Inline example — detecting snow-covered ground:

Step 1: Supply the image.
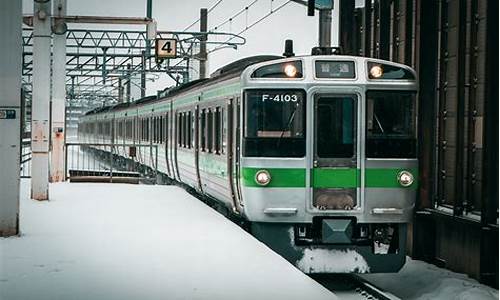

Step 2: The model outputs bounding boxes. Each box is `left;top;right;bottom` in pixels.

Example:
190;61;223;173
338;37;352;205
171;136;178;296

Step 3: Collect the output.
362;258;499;300
0;180;336;300
1;180;498;300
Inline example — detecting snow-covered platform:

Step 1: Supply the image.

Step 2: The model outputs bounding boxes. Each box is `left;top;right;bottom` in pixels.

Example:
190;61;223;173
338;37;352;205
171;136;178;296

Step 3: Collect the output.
0;180;336;300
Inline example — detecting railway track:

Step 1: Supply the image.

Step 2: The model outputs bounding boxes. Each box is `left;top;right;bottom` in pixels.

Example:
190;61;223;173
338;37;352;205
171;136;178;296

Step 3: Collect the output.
310;274;399;300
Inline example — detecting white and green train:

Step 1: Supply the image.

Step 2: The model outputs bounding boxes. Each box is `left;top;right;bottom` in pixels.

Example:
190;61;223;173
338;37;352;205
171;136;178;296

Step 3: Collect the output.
79;53;418;273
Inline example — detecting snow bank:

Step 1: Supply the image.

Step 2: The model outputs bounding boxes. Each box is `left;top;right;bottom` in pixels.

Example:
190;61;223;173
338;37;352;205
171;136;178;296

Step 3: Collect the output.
0;180;336;300
361;257;498;300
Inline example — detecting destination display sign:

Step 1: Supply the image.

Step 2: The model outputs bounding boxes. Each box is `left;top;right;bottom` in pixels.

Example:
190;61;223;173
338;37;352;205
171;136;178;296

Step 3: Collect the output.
315;61;356;79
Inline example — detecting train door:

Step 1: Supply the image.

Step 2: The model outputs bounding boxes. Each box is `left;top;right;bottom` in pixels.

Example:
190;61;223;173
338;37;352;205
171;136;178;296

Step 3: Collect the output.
311;93;360;211
194;103;203;192
173;110;180;181
231;96;243;207
168;102;175;180
164;111;171;178
226;98;240;211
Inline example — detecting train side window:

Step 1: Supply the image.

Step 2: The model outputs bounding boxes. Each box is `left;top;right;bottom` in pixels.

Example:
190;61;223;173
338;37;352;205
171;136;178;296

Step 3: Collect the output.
176;113;182;147
187;111;192;149
166;113;169;143
142;118;145;141
184;112;188;148
155;117;159;143
182;112;186;148
222;107;227;154
191;111;195;149
157;116;161;143
145;118;148;142
185;112;188;148
214;107;221;154
207;109;213;153
151;117;154;142
160;116;163;144
201;109;206;151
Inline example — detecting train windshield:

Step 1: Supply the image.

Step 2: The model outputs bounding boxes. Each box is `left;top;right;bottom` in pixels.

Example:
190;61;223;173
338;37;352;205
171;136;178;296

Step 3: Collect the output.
366;91;416;158
243;89;306;157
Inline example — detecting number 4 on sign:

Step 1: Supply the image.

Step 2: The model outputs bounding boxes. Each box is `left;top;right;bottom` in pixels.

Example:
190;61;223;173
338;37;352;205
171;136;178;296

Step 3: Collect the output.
156;38;177;59
162;41;172;52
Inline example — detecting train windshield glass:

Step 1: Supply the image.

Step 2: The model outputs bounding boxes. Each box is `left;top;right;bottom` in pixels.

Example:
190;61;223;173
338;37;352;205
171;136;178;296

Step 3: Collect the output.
243;89;306;157
366;91;416;158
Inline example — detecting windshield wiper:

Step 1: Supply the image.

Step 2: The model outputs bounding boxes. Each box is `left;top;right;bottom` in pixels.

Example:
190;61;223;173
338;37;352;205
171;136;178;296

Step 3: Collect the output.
276;104;299;148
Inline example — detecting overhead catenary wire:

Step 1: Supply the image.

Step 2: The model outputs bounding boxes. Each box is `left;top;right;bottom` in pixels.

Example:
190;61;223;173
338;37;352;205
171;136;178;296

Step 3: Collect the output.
209;0;260;32
182;0;224;31
208;0;291;53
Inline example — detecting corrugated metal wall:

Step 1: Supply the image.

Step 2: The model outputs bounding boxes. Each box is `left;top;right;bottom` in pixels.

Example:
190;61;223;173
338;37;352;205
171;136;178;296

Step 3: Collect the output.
340;0;498;287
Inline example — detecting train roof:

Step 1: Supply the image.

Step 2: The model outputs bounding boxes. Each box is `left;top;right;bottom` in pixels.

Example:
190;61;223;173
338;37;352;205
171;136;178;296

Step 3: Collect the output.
83;55;283;117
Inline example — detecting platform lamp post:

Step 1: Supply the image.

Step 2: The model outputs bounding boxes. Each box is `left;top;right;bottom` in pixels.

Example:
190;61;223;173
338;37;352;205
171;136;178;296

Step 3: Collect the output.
50;0;67;182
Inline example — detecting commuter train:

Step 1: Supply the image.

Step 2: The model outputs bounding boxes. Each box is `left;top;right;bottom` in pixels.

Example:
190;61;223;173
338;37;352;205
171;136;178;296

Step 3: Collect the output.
79;50;418;273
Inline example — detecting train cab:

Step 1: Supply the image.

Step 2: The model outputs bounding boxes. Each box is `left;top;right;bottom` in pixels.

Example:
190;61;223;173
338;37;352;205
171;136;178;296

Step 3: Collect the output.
238;55;418;273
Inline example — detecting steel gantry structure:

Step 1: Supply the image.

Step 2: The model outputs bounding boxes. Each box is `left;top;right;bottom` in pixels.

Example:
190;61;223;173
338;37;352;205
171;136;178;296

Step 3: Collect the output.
21;27;245;109
20;0;245;201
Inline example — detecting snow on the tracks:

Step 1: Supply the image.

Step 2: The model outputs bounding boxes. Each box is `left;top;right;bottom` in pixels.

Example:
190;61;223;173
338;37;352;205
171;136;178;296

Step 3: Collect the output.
0;180;336;300
361;257;498;300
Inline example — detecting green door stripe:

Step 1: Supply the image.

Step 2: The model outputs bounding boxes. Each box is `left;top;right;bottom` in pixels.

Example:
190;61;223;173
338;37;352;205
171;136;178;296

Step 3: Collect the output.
311;168;359;188
241;167;418;188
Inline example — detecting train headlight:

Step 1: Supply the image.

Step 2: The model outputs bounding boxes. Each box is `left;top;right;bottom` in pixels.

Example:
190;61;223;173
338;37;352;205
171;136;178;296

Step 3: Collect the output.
284;64;298;77
397;171;414;187
255;170;271;186
369;65;383;78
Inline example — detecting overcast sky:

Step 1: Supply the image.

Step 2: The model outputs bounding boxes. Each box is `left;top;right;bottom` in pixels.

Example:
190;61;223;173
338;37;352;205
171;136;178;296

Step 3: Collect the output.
23;0;348;96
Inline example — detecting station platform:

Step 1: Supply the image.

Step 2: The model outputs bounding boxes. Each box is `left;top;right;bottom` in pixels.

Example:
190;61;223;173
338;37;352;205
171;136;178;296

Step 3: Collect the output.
0;180;336;300
1;180;497;300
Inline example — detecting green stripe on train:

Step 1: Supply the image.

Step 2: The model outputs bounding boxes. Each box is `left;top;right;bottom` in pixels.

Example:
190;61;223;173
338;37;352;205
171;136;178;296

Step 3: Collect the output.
311;168;359;188
365;168;418;188
241;167;418;188
242;168;306;188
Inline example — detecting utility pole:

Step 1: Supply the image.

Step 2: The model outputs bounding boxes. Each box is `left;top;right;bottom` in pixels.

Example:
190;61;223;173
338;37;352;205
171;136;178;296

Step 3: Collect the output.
199;8;208;79
318;9;332;47
118;78;124;103
141;0;152;96
31;0;52;200
0;0;22;236
141;50;146;98
126;63;131;103
50;0;67;182
295;0;334;48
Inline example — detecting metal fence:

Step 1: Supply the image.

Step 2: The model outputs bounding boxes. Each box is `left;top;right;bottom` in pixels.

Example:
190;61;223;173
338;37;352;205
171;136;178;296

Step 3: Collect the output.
20;139;31;178
65;142;158;184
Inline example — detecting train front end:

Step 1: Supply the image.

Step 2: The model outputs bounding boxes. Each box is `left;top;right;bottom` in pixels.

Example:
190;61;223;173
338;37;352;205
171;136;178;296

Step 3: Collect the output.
239;55;418;273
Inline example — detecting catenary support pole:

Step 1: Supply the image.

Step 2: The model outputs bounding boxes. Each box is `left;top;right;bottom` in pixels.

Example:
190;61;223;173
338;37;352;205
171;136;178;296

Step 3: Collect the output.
50;0;67;182
319;9;332;47
142;0;152;95
31;0;52;200
199;8;208;79
0;0;22;236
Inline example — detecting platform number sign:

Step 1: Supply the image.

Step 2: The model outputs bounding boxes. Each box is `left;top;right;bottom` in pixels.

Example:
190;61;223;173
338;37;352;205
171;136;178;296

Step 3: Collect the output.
155;38;177;60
